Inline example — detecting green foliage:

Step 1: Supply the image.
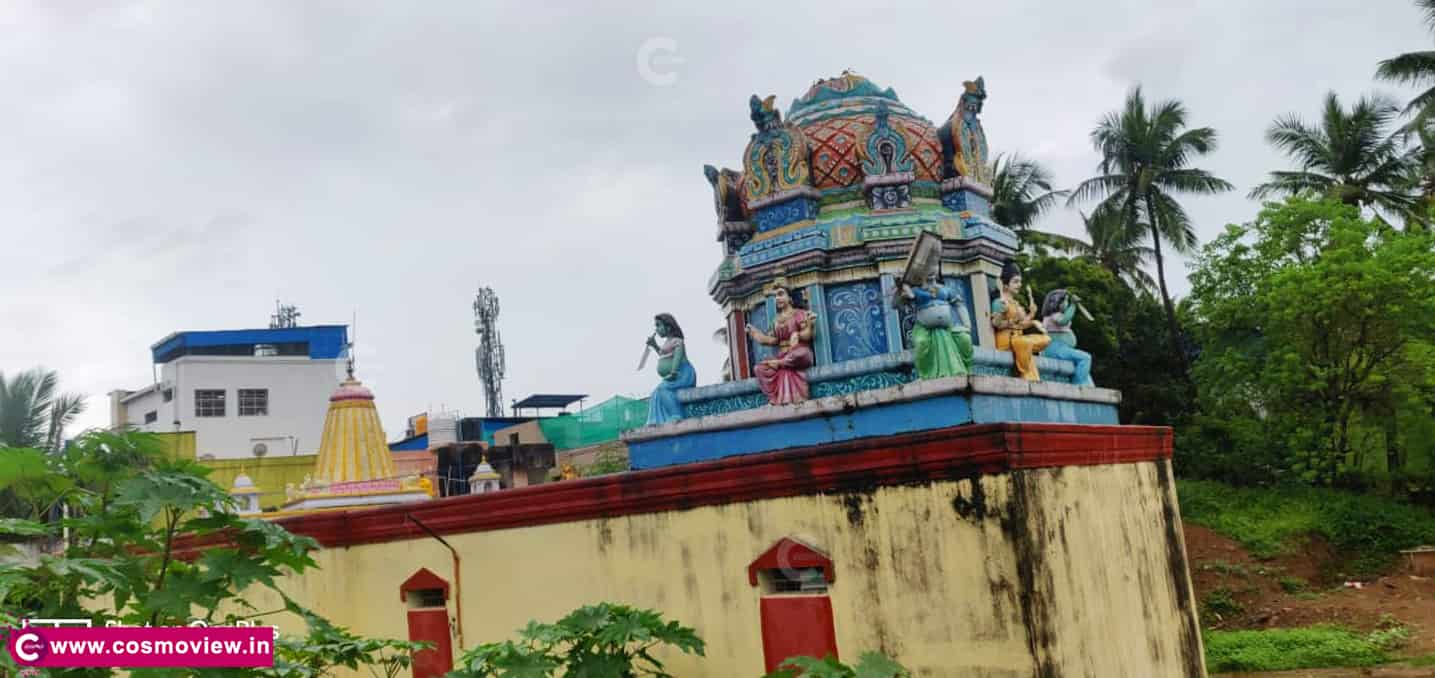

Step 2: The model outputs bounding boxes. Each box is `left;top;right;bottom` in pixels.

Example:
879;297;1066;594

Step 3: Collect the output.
1022;255;1194;425
762;652;911;678
1278;575;1308;593
1249;92;1418;220
1178;479;1435;575
1204;626;1393;672
451;602;705;677
1201;587;1244;621
0;428;418;677
263;596;430;678
1187;197;1435;486
987;153;1075;254
1068;86;1235;373
581;448;630;477
0;366;86;452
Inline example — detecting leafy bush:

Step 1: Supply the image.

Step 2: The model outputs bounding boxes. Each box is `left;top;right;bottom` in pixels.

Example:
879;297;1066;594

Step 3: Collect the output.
762;652;911;678
1201;587;1243;621
451;602;704;677
1178;479;1435;575
1204;626;1393;672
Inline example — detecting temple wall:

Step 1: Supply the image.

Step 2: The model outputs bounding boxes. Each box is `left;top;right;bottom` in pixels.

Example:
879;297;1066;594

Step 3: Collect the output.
241;429;1204;678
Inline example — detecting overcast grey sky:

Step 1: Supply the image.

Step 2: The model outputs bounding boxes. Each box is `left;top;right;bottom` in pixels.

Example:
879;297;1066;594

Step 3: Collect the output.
1;1;1427;438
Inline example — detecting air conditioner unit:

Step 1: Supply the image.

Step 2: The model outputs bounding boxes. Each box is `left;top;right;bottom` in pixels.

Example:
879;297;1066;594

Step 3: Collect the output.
252;443;268;458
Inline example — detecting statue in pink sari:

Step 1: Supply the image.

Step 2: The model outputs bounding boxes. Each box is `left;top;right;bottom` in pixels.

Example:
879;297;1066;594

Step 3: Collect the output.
746;279;816;405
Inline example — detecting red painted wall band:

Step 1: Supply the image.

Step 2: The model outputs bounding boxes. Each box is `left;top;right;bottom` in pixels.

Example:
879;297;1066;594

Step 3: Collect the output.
176;423;1170;555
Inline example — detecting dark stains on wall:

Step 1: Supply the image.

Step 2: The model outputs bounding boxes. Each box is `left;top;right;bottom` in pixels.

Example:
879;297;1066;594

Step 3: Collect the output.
1003;472;1060;678
1154;460;1209;677
950;472;991;521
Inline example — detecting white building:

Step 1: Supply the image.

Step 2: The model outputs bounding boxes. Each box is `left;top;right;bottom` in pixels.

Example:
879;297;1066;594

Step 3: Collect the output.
108;325;349;460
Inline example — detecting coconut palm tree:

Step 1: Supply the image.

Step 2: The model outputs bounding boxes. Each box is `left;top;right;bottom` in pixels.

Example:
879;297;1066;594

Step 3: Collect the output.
1068;87;1233;372
988;154;1078;254
1249;92;1418;219
1059;210;1158;294
1376;0;1435;123
0;367;86;452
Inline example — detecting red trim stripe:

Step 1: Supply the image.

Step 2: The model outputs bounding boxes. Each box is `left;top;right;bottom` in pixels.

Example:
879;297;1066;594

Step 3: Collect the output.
177;423;1170;554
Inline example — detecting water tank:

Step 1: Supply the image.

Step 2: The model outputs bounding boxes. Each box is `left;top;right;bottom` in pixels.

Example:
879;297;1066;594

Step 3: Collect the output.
428;414;459;447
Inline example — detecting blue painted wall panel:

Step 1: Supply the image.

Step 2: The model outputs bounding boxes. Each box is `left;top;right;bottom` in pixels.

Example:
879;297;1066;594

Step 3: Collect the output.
824;281;889;363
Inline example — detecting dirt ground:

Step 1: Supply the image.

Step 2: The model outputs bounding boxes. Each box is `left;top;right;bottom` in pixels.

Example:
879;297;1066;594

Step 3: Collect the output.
1184;524;1435;674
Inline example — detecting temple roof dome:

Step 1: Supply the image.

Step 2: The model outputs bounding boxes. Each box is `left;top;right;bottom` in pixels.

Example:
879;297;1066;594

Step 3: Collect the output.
782;72;944;191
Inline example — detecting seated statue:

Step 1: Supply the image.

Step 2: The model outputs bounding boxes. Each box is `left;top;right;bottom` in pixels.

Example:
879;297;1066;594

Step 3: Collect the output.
746;278;816;405
899;264;973;379
1040;289;1094;387
644;313;697;425
990;261;1051;381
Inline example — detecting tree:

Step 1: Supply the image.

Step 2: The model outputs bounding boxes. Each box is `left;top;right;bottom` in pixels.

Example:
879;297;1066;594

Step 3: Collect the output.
0;428;423;677
1187;197;1435;485
1057;210;1158;293
988;154;1077;254
1069;87;1234;374
0;367;86;452
1376;0;1435;124
1249;92;1418;220
451;602;705;677
1022;255;1192;426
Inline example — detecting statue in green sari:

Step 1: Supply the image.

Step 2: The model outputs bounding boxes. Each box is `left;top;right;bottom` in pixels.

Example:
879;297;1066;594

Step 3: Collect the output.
899;264;973;379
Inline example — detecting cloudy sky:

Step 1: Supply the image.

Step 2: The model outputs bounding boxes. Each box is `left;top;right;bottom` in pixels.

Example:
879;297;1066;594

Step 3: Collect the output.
1;0;1427;438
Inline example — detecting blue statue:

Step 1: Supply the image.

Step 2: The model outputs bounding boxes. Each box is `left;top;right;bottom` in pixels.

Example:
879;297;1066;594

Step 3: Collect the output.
643;313;697;424
1039;289;1094;387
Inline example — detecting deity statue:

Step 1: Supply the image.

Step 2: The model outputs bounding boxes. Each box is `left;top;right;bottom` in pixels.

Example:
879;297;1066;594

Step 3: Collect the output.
1040;289;1094;387
559;462;579;481
939;76;991;185
746;278;816;405
743;95;812;205
284;483;297;501
899;263;973;379
643;313;697;425
990;261;1051;381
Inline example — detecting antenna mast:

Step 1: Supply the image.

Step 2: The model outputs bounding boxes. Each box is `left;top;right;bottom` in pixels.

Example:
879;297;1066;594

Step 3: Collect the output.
472;287;506;418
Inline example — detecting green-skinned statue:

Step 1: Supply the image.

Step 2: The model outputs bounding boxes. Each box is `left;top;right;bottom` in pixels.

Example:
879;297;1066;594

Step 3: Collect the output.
899;263;973;379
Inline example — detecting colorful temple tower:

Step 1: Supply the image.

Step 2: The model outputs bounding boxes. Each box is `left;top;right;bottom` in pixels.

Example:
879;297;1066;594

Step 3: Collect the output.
708;72;1019;378
281;370;434;512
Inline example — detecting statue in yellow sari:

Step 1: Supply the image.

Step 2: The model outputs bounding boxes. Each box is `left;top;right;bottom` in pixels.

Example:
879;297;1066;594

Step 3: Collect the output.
990;261;1050;381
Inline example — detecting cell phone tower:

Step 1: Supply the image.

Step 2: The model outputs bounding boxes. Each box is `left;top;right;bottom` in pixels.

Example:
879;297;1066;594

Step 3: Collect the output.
472;287;506;418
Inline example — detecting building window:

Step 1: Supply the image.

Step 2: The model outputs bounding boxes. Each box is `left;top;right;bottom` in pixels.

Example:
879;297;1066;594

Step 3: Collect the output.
195;390;226;417
238;389;268;417
143;411;158;424
161;388;173;402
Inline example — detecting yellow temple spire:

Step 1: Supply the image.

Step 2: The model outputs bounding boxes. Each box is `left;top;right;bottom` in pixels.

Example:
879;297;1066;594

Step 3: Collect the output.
312;375;396;483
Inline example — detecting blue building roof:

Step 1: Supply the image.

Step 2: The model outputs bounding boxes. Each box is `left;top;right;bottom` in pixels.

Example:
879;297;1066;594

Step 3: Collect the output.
150;325;349;363
389;433;429;452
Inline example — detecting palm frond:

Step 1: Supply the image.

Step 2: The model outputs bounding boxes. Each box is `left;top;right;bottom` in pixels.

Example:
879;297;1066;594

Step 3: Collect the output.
1375;50;1435;85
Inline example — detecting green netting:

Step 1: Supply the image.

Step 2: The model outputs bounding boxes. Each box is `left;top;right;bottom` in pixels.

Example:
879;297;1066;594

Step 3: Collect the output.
537;395;650;450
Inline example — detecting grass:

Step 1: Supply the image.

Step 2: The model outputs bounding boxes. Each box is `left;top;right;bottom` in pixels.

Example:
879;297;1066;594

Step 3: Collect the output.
1407;654;1435;667
1202;587;1244;621
1278;575;1308;593
1204;625;1400;672
1178;480;1435;576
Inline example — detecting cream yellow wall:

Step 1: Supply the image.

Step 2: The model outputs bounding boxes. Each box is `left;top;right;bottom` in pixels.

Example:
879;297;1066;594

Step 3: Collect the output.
251;460;1204;677
203;455;316;510
153;431;196;461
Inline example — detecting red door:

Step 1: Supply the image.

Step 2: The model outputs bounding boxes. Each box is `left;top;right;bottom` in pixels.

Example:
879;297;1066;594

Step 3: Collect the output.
759;595;839;672
407;608;453;678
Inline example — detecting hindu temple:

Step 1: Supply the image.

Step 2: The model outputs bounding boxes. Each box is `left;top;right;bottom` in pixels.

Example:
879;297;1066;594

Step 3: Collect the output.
210;72;1206;678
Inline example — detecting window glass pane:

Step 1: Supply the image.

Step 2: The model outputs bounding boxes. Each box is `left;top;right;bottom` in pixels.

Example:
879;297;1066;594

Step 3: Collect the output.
195;390;226;417
238;389;268;416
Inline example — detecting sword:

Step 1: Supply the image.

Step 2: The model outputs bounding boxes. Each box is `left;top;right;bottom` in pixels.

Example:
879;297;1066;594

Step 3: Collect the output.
636;334;656;371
